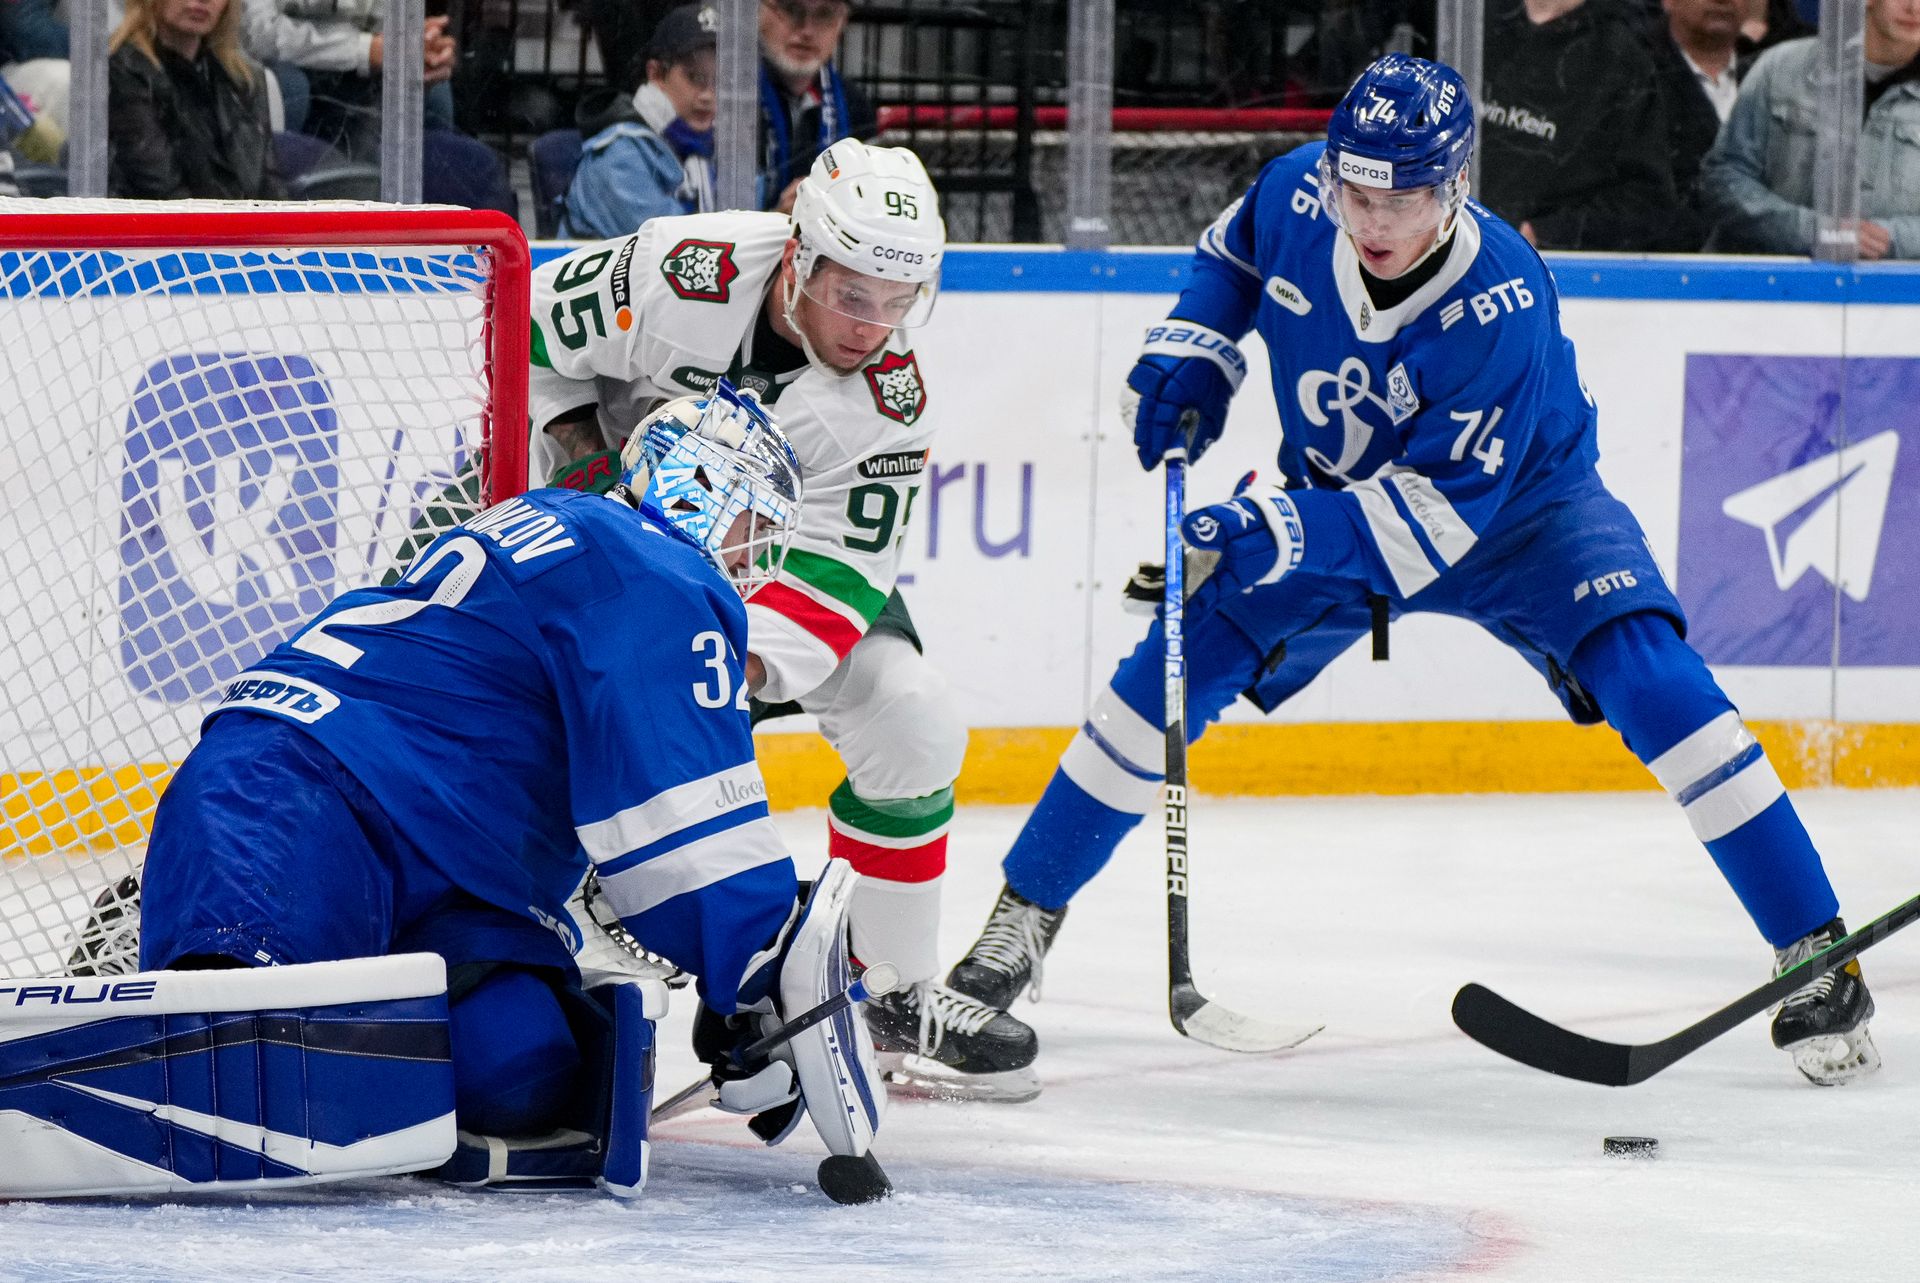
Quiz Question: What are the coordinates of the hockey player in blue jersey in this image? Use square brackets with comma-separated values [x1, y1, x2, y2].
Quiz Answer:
[944, 54, 1878, 1087]
[0, 384, 894, 1200]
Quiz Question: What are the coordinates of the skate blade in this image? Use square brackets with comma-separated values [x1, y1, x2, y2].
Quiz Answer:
[1789, 1026, 1882, 1086]
[877, 1052, 1043, 1104]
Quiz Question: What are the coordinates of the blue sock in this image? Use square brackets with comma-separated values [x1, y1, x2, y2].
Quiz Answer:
[1574, 613, 1837, 948]
[1004, 769, 1148, 911]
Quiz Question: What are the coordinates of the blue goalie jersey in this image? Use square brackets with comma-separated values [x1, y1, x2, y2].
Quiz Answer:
[1188, 141, 1603, 601]
[202, 488, 795, 1007]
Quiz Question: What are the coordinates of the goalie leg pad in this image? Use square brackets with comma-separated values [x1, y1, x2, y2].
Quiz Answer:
[0, 955, 456, 1199]
[430, 975, 665, 1198]
[447, 966, 582, 1137]
[777, 858, 886, 1158]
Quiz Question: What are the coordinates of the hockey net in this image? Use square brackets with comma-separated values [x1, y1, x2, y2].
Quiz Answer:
[0, 201, 529, 978]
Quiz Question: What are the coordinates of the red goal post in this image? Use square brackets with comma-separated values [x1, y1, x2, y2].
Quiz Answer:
[0, 201, 531, 977]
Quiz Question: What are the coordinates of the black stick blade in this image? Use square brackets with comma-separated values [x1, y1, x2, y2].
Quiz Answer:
[1451, 983, 1637, 1087]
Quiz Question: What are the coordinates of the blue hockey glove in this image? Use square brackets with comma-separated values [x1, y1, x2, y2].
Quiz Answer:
[1181, 486, 1305, 614]
[1121, 320, 1248, 469]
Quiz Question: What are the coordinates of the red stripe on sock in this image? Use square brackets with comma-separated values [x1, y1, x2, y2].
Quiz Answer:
[828, 829, 948, 884]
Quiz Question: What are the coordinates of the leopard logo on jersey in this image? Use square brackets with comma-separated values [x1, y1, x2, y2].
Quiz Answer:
[660, 238, 739, 303]
[864, 350, 927, 425]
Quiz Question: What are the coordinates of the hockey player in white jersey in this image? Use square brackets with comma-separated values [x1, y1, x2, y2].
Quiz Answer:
[527, 139, 1038, 1093]
[0, 387, 892, 1200]
[946, 54, 1878, 1087]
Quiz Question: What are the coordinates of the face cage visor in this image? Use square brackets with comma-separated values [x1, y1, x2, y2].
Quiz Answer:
[649, 424, 801, 601]
[1317, 150, 1467, 244]
[795, 246, 940, 329]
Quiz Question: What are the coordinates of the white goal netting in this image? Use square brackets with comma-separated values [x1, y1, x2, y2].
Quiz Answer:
[0, 200, 527, 977]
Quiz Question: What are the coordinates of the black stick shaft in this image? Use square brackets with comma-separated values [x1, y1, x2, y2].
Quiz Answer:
[1163, 446, 1195, 1008]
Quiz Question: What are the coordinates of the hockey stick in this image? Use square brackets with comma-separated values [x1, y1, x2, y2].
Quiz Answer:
[1452, 892, 1920, 1086]
[650, 962, 901, 1125]
[1162, 439, 1322, 1054]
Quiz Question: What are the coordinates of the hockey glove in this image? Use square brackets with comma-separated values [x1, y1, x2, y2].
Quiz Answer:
[691, 1000, 805, 1144]
[1122, 320, 1248, 470]
[1181, 486, 1305, 615]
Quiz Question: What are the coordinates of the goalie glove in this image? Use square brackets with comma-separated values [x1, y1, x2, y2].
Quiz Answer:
[691, 1000, 806, 1144]
[1122, 319, 1248, 470]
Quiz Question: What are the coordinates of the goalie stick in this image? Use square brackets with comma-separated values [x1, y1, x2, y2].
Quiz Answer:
[650, 962, 901, 1125]
[1452, 891, 1920, 1086]
[1161, 440, 1321, 1055]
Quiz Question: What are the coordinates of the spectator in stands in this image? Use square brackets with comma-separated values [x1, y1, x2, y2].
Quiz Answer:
[1701, 0, 1920, 257]
[1479, 0, 1699, 250]
[109, 0, 285, 200]
[562, 1, 717, 238]
[1737, 0, 1812, 67]
[241, 0, 455, 159]
[1650, 0, 1743, 220]
[759, 0, 873, 210]
[1, 0, 69, 159]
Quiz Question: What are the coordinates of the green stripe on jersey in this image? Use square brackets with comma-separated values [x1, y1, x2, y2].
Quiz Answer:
[531, 321, 553, 369]
[783, 549, 888, 623]
[829, 781, 955, 838]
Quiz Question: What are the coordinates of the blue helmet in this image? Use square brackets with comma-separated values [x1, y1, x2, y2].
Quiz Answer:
[1323, 54, 1473, 193]
[618, 379, 803, 600]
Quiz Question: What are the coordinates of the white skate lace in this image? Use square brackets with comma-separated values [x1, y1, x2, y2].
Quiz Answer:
[971, 897, 1056, 1000]
[913, 981, 1000, 1055]
[1774, 930, 1840, 1011]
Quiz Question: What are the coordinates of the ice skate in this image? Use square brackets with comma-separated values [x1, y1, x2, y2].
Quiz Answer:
[868, 979, 1042, 1103]
[946, 882, 1067, 1010]
[1771, 917, 1880, 1086]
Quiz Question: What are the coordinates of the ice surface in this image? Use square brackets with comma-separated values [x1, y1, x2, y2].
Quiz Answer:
[3, 789, 1915, 1282]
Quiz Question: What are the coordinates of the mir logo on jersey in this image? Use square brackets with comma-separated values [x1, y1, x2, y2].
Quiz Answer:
[1676, 354, 1918, 665]
[119, 352, 340, 702]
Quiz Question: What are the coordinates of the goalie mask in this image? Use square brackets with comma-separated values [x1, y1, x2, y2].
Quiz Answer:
[618, 380, 803, 601]
[1318, 54, 1473, 265]
[784, 140, 945, 372]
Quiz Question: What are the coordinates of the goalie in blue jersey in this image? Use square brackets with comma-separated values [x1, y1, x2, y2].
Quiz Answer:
[0, 384, 892, 1200]
[944, 54, 1878, 1087]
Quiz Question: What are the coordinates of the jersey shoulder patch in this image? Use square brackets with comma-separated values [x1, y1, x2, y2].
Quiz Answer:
[863, 349, 928, 425]
[660, 237, 740, 303]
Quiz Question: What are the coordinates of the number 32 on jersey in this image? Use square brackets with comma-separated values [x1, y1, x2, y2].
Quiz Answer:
[691, 630, 751, 709]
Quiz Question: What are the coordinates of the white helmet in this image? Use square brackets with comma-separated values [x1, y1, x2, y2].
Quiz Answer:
[618, 380, 803, 601]
[788, 139, 945, 331]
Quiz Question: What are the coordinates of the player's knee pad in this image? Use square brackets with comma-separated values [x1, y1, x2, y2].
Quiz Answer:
[435, 974, 666, 1198]
[1059, 684, 1166, 815]
[816, 633, 967, 799]
[0, 955, 456, 1198]
[775, 858, 885, 1158]
[448, 966, 581, 1137]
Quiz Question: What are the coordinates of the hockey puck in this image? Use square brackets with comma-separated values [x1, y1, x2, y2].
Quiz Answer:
[1602, 1136, 1659, 1158]
[817, 1152, 892, 1204]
